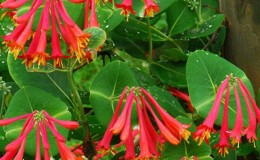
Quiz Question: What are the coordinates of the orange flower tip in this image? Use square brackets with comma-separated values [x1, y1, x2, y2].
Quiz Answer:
[248, 138, 257, 148]
[215, 146, 230, 157]
[182, 129, 191, 142]
[230, 137, 240, 148]
[144, 5, 160, 17]
[115, 4, 136, 17]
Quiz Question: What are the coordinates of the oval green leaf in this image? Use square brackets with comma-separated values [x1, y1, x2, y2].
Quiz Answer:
[89, 61, 138, 126]
[7, 55, 71, 104]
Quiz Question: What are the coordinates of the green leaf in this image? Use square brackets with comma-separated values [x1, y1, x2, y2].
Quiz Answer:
[186, 50, 254, 127]
[0, 127, 9, 152]
[131, 69, 156, 89]
[158, 47, 188, 62]
[7, 55, 71, 104]
[161, 140, 212, 160]
[3, 86, 72, 156]
[85, 27, 107, 50]
[256, 125, 260, 153]
[211, 26, 226, 54]
[166, 0, 197, 36]
[184, 14, 225, 39]
[111, 32, 148, 59]
[89, 61, 138, 126]
[0, 52, 8, 72]
[201, 0, 220, 20]
[113, 18, 166, 41]
[147, 86, 189, 118]
[151, 61, 187, 88]
[97, 5, 125, 33]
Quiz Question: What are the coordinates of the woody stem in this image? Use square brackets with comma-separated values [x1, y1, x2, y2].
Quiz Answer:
[67, 60, 96, 158]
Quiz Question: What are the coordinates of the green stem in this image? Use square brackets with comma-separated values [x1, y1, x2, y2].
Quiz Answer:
[197, 0, 202, 23]
[130, 18, 183, 52]
[0, 93, 5, 119]
[146, 17, 153, 64]
[67, 60, 96, 159]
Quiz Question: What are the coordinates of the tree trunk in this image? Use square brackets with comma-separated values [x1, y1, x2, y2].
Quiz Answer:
[219, 0, 260, 94]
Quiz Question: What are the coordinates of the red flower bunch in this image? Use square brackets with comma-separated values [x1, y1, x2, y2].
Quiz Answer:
[0, 0, 91, 68]
[0, 110, 79, 159]
[193, 74, 260, 156]
[95, 86, 190, 159]
[115, 0, 160, 18]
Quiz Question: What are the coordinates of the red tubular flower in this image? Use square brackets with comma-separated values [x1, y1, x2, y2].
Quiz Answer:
[124, 130, 135, 159]
[213, 85, 232, 157]
[141, 88, 191, 142]
[229, 86, 244, 147]
[0, 112, 32, 125]
[115, 0, 136, 19]
[89, 0, 99, 27]
[136, 96, 154, 159]
[50, 3, 67, 68]
[169, 87, 195, 113]
[0, 0, 28, 9]
[3, 16, 34, 58]
[96, 87, 128, 156]
[238, 82, 258, 146]
[193, 75, 230, 145]
[143, 96, 180, 145]
[83, 0, 91, 29]
[237, 78, 260, 123]
[110, 89, 134, 135]
[0, 110, 79, 159]
[143, 0, 160, 17]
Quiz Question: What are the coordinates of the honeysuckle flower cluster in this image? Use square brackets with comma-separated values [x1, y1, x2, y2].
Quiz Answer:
[0, 0, 91, 68]
[0, 110, 79, 159]
[115, 0, 160, 18]
[95, 86, 191, 159]
[193, 74, 260, 156]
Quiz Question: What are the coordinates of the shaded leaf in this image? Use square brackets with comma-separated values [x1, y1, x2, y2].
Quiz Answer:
[184, 14, 225, 39]
[151, 61, 187, 88]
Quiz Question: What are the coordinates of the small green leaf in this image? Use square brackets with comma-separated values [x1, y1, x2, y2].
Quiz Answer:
[89, 61, 138, 126]
[184, 14, 225, 39]
[151, 61, 187, 88]
[85, 27, 107, 49]
[3, 86, 72, 157]
[186, 50, 254, 127]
